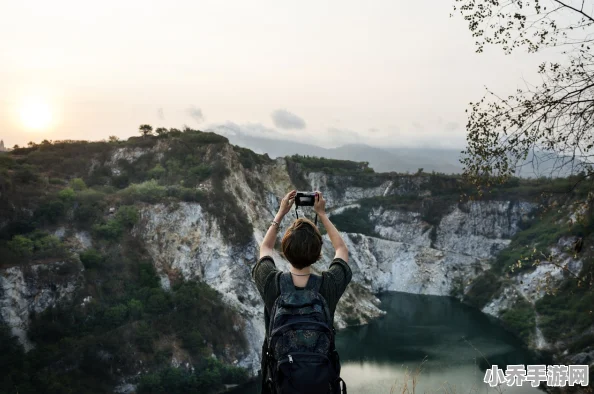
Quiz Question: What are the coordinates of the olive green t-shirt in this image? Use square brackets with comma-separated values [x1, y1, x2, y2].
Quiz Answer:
[251, 256, 352, 335]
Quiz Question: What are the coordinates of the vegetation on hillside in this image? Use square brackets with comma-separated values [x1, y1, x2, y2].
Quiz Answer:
[0, 237, 247, 394]
[0, 128, 255, 393]
[462, 190, 594, 351]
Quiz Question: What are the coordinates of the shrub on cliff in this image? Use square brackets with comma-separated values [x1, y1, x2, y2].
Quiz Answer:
[118, 180, 167, 204]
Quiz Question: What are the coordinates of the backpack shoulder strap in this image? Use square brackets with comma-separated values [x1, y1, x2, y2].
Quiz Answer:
[305, 273, 322, 292]
[279, 271, 295, 295]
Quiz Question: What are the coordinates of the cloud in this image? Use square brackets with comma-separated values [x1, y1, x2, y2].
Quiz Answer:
[157, 108, 165, 120]
[186, 106, 204, 123]
[271, 109, 306, 130]
[368, 128, 380, 133]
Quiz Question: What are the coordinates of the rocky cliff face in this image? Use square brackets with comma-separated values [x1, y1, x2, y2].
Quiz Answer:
[0, 260, 83, 350]
[0, 139, 542, 379]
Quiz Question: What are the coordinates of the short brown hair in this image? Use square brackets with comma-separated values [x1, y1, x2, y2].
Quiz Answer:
[281, 218, 323, 269]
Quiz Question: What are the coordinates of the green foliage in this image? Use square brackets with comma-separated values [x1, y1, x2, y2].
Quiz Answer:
[536, 261, 594, 343]
[288, 154, 371, 174]
[3, 235, 248, 393]
[202, 162, 253, 246]
[462, 270, 502, 310]
[493, 210, 565, 274]
[148, 163, 166, 179]
[104, 303, 129, 327]
[7, 235, 34, 258]
[79, 248, 104, 269]
[137, 358, 248, 394]
[182, 330, 205, 354]
[58, 187, 76, 202]
[35, 199, 67, 224]
[188, 163, 212, 182]
[328, 206, 377, 236]
[93, 219, 125, 240]
[92, 205, 138, 240]
[127, 299, 144, 319]
[70, 178, 87, 191]
[7, 231, 67, 262]
[500, 299, 536, 344]
[233, 146, 272, 169]
[178, 128, 228, 144]
[139, 124, 154, 136]
[118, 180, 167, 204]
[73, 188, 108, 227]
[115, 205, 139, 227]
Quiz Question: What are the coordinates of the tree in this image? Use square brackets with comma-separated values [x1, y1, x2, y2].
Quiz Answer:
[155, 127, 168, 136]
[452, 0, 594, 193]
[452, 0, 594, 294]
[169, 128, 182, 137]
[139, 124, 153, 137]
[108, 135, 120, 142]
[70, 178, 87, 191]
[8, 235, 34, 259]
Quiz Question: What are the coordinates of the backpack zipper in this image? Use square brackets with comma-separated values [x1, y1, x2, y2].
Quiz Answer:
[288, 355, 293, 363]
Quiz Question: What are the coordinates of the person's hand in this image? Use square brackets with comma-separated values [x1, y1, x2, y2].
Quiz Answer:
[278, 190, 297, 216]
[313, 191, 326, 215]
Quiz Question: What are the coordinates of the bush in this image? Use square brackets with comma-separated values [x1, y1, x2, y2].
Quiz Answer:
[35, 199, 66, 224]
[115, 205, 139, 228]
[118, 180, 167, 204]
[462, 270, 502, 309]
[135, 321, 155, 353]
[7, 235, 34, 258]
[127, 299, 144, 319]
[103, 304, 128, 328]
[30, 232, 65, 258]
[93, 219, 124, 240]
[79, 249, 104, 269]
[58, 187, 76, 202]
[329, 206, 376, 236]
[182, 330, 205, 354]
[145, 288, 171, 315]
[500, 299, 536, 344]
[148, 164, 166, 179]
[73, 189, 107, 227]
[188, 164, 211, 181]
[70, 178, 87, 191]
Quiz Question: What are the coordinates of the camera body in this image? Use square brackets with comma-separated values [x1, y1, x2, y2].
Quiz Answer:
[295, 191, 317, 207]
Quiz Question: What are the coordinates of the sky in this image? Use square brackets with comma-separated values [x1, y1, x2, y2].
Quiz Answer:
[0, 0, 555, 149]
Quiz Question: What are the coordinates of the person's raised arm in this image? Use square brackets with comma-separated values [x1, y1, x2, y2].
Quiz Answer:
[314, 191, 348, 262]
[259, 190, 296, 259]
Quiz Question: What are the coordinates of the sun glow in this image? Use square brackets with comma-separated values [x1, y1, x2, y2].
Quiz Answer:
[19, 97, 53, 131]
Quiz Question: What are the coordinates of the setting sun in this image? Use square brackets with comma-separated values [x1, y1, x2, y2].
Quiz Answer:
[19, 97, 52, 131]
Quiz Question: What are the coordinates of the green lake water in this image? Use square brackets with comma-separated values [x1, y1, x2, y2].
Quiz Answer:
[231, 292, 544, 393]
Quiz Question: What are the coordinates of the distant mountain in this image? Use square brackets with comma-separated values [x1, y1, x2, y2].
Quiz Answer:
[210, 126, 464, 174]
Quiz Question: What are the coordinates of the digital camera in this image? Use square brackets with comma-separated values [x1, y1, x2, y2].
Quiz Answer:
[295, 191, 317, 207]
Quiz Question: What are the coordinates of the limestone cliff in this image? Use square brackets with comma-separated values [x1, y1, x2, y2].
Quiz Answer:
[2, 133, 585, 392]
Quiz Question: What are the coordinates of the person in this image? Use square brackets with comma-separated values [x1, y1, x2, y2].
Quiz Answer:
[251, 189, 351, 393]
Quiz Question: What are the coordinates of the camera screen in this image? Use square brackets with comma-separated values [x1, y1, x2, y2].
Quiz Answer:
[299, 196, 313, 203]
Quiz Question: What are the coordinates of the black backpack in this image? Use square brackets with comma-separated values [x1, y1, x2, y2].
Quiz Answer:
[262, 272, 347, 394]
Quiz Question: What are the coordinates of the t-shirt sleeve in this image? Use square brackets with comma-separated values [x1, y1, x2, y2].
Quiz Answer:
[251, 255, 280, 309]
[321, 258, 353, 312]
